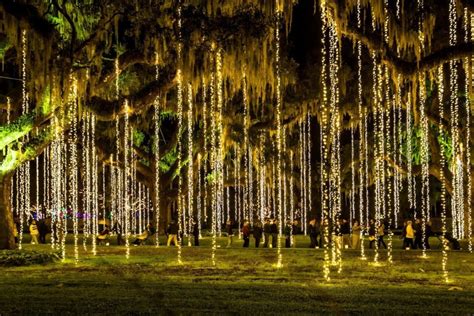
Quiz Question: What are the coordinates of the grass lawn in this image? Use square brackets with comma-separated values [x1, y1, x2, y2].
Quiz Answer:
[0, 235, 473, 315]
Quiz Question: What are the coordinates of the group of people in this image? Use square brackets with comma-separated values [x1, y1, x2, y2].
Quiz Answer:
[18, 214, 462, 252]
[238, 218, 286, 248]
[401, 219, 433, 250]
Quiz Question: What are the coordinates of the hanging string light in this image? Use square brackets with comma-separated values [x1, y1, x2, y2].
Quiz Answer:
[209, 51, 217, 265]
[123, 101, 131, 259]
[235, 145, 241, 231]
[438, 65, 449, 283]
[289, 150, 294, 245]
[187, 83, 194, 246]
[242, 71, 250, 223]
[68, 75, 79, 262]
[350, 124, 355, 229]
[202, 77, 208, 226]
[356, 0, 366, 260]
[176, 3, 184, 263]
[153, 94, 160, 246]
[91, 113, 99, 256]
[215, 49, 225, 237]
[307, 112, 312, 224]
[372, 52, 380, 264]
[464, 8, 472, 253]
[259, 132, 266, 222]
[450, 0, 463, 239]
[18, 29, 29, 250]
[320, 0, 331, 280]
[419, 73, 429, 258]
[275, 2, 284, 268]
[385, 66, 394, 264]
[299, 121, 306, 234]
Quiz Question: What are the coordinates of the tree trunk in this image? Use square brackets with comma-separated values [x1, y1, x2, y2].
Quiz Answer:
[0, 174, 15, 250]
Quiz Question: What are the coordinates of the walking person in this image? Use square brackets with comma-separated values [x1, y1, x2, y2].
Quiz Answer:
[37, 218, 48, 244]
[368, 219, 376, 249]
[351, 220, 361, 249]
[424, 220, 432, 249]
[112, 220, 123, 245]
[309, 219, 318, 248]
[226, 219, 234, 247]
[270, 218, 278, 248]
[263, 218, 271, 247]
[377, 222, 387, 249]
[284, 221, 292, 248]
[253, 221, 263, 248]
[341, 218, 351, 249]
[414, 218, 423, 249]
[403, 220, 415, 249]
[242, 221, 250, 248]
[166, 220, 179, 246]
[29, 220, 39, 244]
[192, 220, 200, 246]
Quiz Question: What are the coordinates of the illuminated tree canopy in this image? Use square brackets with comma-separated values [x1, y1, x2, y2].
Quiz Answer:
[0, 0, 472, 253]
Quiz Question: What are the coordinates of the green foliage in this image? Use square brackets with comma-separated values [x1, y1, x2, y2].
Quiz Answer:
[436, 127, 453, 163]
[133, 129, 145, 147]
[159, 147, 178, 173]
[0, 112, 36, 151]
[401, 124, 422, 165]
[160, 110, 176, 120]
[0, 250, 60, 266]
[0, 39, 12, 60]
[46, 2, 101, 41]
[39, 85, 52, 116]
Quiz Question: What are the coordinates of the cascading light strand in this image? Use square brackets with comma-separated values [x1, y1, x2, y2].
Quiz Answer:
[153, 94, 160, 246]
[419, 73, 429, 258]
[275, 1, 283, 268]
[176, 3, 183, 263]
[320, 0, 331, 281]
[68, 75, 79, 263]
[464, 9, 472, 253]
[123, 101, 131, 259]
[187, 83, 194, 246]
[438, 65, 449, 283]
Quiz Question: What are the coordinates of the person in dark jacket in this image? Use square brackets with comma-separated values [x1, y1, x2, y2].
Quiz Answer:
[340, 218, 351, 249]
[253, 221, 263, 248]
[424, 220, 432, 249]
[368, 219, 376, 249]
[308, 218, 318, 248]
[242, 221, 250, 247]
[166, 220, 179, 246]
[192, 220, 200, 246]
[284, 221, 292, 248]
[263, 218, 271, 247]
[37, 218, 49, 244]
[112, 220, 123, 245]
[270, 218, 278, 248]
[414, 218, 423, 249]
[226, 219, 233, 247]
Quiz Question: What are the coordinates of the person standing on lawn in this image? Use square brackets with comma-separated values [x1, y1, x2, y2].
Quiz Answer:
[253, 221, 263, 248]
[270, 218, 278, 248]
[192, 219, 200, 246]
[263, 218, 271, 248]
[414, 218, 423, 249]
[368, 219, 376, 249]
[242, 221, 250, 248]
[403, 220, 415, 249]
[226, 219, 234, 248]
[167, 220, 179, 246]
[29, 220, 39, 244]
[351, 220, 361, 249]
[377, 222, 387, 249]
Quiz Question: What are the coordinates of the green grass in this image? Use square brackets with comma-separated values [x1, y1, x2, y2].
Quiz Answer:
[0, 235, 473, 315]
